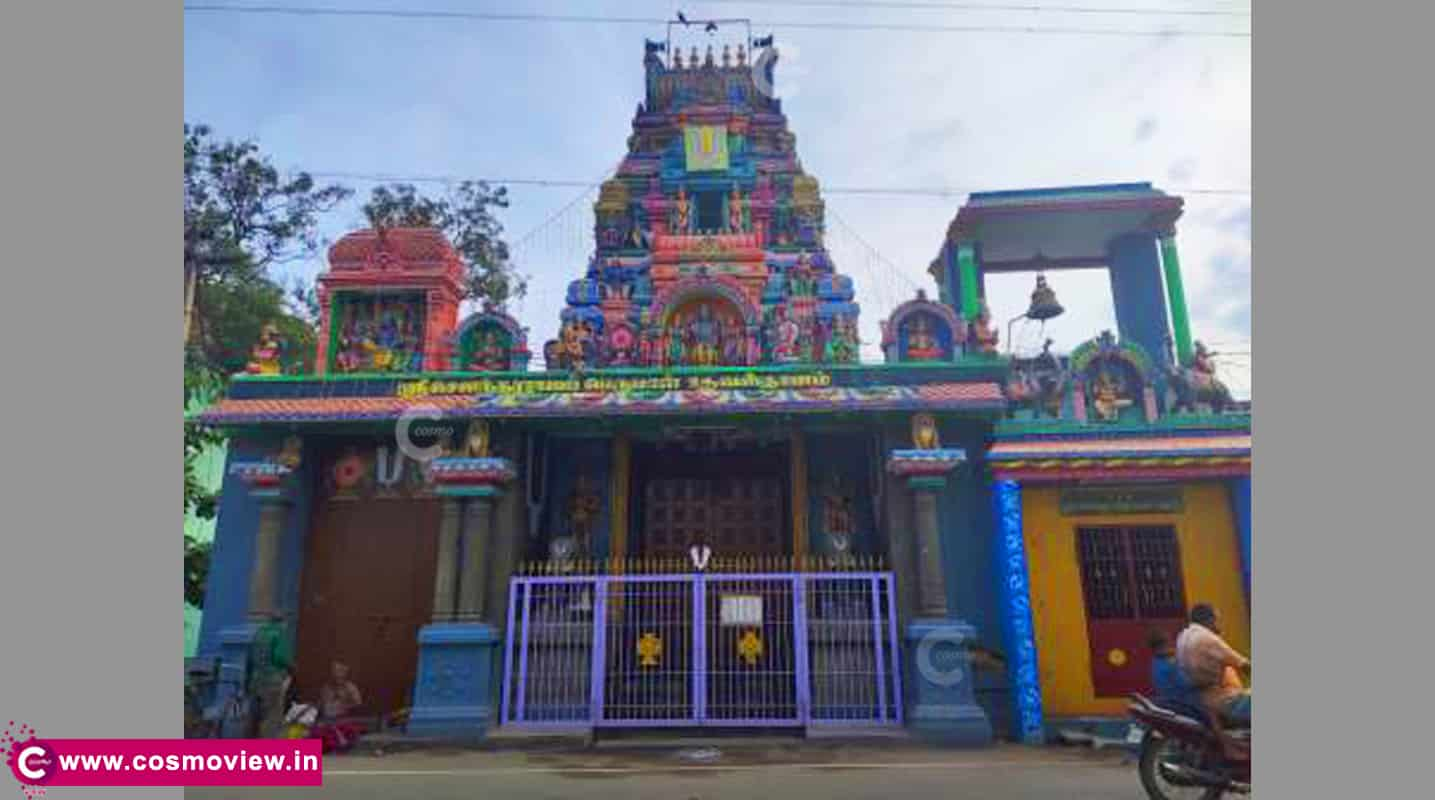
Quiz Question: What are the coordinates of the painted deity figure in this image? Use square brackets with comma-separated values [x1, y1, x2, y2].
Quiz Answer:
[911, 413, 941, 450]
[773, 307, 801, 362]
[822, 475, 856, 556]
[1191, 341, 1218, 386]
[470, 328, 508, 372]
[688, 304, 721, 366]
[1091, 369, 1133, 422]
[246, 323, 284, 375]
[826, 316, 858, 363]
[672, 187, 691, 234]
[565, 474, 602, 555]
[728, 184, 745, 233]
[906, 315, 941, 360]
[971, 302, 1000, 354]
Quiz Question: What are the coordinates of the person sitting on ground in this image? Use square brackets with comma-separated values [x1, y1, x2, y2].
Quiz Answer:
[312, 661, 366, 754]
[1175, 603, 1251, 728]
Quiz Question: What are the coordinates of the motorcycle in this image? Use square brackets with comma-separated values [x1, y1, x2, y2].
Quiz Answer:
[1127, 694, 1250, 799]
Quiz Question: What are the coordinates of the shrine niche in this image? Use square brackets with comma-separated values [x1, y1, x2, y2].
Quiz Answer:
[455, 306, 531, 373]
[331, 293, 428, 374]
[1070, 331, 1159, 423]
[316, 227, 464, 374]
[881, 290, 965, 363]
[661, 295, 749, 367]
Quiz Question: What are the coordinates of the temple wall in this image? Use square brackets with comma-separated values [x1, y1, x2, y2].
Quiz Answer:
[196, 437, 315, 659]
[1022, 481, 1250, 717]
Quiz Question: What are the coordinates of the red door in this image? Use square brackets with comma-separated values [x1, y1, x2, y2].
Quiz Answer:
[1076, 526, 1187, 698]
[294, 499, 440, 719]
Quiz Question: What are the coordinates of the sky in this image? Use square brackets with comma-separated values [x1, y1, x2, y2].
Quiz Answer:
[183, 1, 1251, 396]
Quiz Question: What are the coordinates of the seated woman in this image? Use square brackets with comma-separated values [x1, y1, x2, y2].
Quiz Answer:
[311, 662, 367, 754]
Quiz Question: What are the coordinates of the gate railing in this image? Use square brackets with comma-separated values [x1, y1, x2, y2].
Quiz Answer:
[500, 570, 902, 728]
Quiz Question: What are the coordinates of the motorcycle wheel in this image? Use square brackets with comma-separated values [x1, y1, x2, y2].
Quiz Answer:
[1138, 730, 1226, 800]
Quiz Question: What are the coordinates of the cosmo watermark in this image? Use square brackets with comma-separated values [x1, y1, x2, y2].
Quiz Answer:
[394, 404, 451, 463]
[913, 627, 973, 689]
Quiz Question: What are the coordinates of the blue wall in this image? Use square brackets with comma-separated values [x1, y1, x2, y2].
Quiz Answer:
[196, 438, 315, 658]
[1107, 232, 1170, 364]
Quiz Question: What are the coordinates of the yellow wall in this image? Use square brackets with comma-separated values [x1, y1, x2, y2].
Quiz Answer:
[1024, 482, 1250, 717]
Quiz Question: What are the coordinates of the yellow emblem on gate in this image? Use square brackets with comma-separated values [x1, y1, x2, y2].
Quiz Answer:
[737, 629, 764, 666]
[637, 632, 663, 667]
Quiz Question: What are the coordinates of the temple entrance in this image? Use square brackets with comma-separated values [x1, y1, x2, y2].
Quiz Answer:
[293, 498, 440, 719]
[631, 438, 790, 559]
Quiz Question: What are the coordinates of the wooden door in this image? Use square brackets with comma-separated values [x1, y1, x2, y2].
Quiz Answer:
[643, 477, 785, 558]
[1076, 525, 1187, 698]
[294, 499, 440, 718]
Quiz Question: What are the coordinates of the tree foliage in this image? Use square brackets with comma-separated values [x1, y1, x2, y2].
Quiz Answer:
[362, 181, 525, 307]
[183, 123, 351, 607]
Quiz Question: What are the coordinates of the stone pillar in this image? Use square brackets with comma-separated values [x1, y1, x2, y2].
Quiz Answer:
[247, 499, 290, 620]
[887, 445, 992, 746]
[431, 498, 465, 622]
[1159, 233, 1194, 366]
[991, 480, 1045, 744]
[409, 455, 515, 738]
[957, 243, 980, 320]
[221, 456, 300, 738]
[457, 495, 496, 622]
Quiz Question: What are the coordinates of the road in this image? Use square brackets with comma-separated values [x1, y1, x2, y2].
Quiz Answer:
[186, 741, 1148, 799]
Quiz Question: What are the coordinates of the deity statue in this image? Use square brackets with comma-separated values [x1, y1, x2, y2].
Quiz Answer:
[773, 307, 801, 362]
[667, 314, 685, 366]
[728, 184, 745, 233]
[607, 324, 636, 366]
[1192, 341, 1218, 382]
[672, 187, 691, 234]
[905, 315, 941, 360]
[721, 44, 732, 68]
[245, 323, 284, 375]
[469, 329, 508, 372]
[687, 304, 721, 366]
[911, 413, 941, 450]
[1090, 369, 1133, 422]
[464, 419, 490, 458]
[822, 475, 856, 556]
[971, 302, 1000, 354]
[565, 474, 602, 554]
[559, 320, 589, 371]
[276, 435, 303, 471]
[826, 316, 858, 363]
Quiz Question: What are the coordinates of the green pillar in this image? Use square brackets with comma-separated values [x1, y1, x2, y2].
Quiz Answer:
[1159, 234, 1194, 365]
[957, 243, 980, 320]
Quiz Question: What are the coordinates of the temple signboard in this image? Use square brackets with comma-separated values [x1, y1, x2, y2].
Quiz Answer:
[1059, 486, 1184, 516]
[396, 370, 832, 399]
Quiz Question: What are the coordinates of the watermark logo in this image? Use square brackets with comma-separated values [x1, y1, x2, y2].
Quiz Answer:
[3, 722, 49, 798]
[913, 628, 970, 689]
[394, 403, 450, 464]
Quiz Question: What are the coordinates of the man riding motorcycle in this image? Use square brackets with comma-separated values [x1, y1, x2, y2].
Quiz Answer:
[1175, 603, 1251, 728]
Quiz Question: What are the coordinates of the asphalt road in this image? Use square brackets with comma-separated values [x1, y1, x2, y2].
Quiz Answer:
[186, 742, 1148, 799]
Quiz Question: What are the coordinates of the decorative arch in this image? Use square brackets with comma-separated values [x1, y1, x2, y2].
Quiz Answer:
[647, 274, 761, 327]
[882, 290, 964, 363]
[455, 307, 530, 372]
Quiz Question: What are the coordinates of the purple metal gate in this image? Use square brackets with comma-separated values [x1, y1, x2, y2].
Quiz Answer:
[500, 572, 902, 728]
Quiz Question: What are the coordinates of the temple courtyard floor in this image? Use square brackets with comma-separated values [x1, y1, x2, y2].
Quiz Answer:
[186, 739, 1148, 799]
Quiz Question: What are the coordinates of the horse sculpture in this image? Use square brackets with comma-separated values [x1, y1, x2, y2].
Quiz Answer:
[1163, 340, 1235, 414]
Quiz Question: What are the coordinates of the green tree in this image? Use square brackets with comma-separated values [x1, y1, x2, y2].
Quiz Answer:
[362, 181, 525, 307]
[184, 123, 351, 607]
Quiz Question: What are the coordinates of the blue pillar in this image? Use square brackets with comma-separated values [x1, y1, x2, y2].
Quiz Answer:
[1107, 232, 1170, 363]
[992, 480, 1045, 744]
[1229, 476, 1252, 598]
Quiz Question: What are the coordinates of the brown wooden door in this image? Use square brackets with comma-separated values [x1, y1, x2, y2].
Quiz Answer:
[1076, 525, 1187, 698]
[643, 477, 785, 558]
[295, 499, 440, 718]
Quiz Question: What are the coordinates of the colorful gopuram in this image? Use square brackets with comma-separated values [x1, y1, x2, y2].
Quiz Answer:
[197, 30, 1251, 746]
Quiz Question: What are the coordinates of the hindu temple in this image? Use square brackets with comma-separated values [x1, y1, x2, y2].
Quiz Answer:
[194, 30, 1252, 746]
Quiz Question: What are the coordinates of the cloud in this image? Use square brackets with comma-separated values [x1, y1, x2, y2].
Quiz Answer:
[1135, 117, 1159, 142]
[1167, 158, 1197, 184]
